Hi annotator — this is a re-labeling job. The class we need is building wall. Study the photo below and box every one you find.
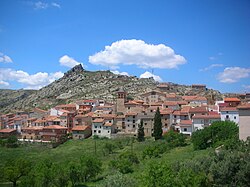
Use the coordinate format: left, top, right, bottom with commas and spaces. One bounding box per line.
221, 111, 239, 124
72, 128, 91, 140
239, 109, 250, 141
179, 126, 192, 135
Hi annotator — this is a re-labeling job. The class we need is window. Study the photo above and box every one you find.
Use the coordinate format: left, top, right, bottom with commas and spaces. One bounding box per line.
234, 116, 236, 119
133, 120, 135, 123
133, 116, 135, 118
95, 126, 97, 128
128, 107, 130, 109
226, 115, 229, 119
184, 128, 187, 132
133, 125, 135, 128
94, 130, 96, 133
98, 130, 101, 133
127, 119, 130, 122
128, 124, 130, 127
144, 123, 147, 126
108, 131, 110, 133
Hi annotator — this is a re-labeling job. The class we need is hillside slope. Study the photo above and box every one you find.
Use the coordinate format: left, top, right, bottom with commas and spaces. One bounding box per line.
0, 64, 223, 113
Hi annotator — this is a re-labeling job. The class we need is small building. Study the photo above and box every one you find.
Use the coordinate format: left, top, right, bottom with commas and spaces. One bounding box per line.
179, 120, 192, 136
0, 129, 17, 138
42, 125, 67, 142
220, 107, 239, 124
21, 126, 43, 140
72, 125, 91, 140
192, 114, 221, 131
140, 91, 166, 104
237, 104, 250, 141
224, 98, 241, 107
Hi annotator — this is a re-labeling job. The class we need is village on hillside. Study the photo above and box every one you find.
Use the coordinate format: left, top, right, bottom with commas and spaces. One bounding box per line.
1, 84, 250, 146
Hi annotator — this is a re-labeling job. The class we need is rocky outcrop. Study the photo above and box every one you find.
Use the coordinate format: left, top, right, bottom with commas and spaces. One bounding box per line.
0, 65, 224, 113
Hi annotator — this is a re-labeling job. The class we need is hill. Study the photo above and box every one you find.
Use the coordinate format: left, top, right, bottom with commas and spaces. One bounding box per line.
0, 64, 223, 113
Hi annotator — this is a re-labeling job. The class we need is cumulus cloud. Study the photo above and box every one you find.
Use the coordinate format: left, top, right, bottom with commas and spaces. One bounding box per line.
140, 71, 162, 82
218, 67, 250, 83
0, 52, 13, 63
89, 39, 186, 70
111, 70, 129, 76
59, 55, 81, 68
0, 68, 64, 89
199, 64, 224, 72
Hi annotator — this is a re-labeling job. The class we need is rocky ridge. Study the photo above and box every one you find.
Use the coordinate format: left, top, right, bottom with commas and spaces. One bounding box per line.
0, 64, 223, 113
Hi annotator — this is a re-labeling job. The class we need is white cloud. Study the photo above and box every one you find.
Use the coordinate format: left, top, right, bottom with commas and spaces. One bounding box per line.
111, 70, 129, 76
51, 2, 61, 8
140, 71, 162, 82
89, 39, 186, 70
34, 1, 48, 9
200, 64, 224, 72
59, 55, 81, 68
218, 67, 250, 83
0, 52, 13, 63
0, 80, 10, 88
0, 68, 64, 90
209, 52, 223, 61
33, 1, 61, 9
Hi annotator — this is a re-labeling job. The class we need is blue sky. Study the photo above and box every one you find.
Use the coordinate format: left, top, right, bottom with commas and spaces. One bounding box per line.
0, 0, 249, 93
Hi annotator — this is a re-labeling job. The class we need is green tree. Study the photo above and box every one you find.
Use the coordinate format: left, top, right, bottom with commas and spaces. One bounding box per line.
6, 135, 19, 148
163, 130, 186, 148
98, 171, 137, 187
80, 154, 102, 183
3, 159, 32, 187
153, 107, 163, 140
191, 121, 239, 150
137, 120, 145, 142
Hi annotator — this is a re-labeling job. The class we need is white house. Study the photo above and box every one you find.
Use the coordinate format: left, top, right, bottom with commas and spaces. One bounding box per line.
220, 107, 239, 124
179, 120, 192, 136
192, 114, 221, 131
92, 118, 115, 138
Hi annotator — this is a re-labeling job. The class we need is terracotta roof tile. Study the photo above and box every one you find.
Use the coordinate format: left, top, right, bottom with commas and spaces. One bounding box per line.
224, 98, 240, 102
72, 125, 90, 131
0, 129, 16, 133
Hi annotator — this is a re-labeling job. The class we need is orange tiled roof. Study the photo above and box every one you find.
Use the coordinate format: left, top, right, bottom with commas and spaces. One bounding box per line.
224, 98, 240, 102
125, 112, 138, 116
180, 120, 192, 126
104, 122, 113, 127
160, 109, 173, 115
116, 115, 125, 119
237, 104, 250, 109
220, 107, 237, 112
92, 118, 104, 123
192, 114, 220, 119
189, 106, 207, 113
163, 101, 178, 106
72, 125, 90, 131
43, 125, 67, 129
0, 129, 16, 133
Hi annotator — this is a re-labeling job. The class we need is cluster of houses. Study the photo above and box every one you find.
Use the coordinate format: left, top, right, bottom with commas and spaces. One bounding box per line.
0, 88, 250, 143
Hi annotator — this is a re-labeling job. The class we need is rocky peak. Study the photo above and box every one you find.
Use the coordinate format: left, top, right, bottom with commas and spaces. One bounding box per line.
64, 64, 84, 76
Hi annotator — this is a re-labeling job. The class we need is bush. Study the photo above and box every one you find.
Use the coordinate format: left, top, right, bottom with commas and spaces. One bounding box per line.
191, 121, 238, 150
6, 136, 19, 148
163, 130, 186, 148
109, 152, 139, 174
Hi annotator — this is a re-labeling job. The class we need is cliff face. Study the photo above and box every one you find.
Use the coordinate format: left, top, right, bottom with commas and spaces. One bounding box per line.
0, 64, 224, 113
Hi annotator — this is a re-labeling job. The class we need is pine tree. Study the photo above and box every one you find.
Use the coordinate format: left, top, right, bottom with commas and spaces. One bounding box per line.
137, 119, 145, 142
153, 107, 163, 140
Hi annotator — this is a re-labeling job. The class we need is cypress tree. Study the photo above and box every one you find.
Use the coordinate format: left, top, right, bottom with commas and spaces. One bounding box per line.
153, 107, 163, 140
137, 119, 145, 142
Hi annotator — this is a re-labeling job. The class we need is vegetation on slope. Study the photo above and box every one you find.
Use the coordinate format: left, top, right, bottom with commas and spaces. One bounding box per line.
0, 121, 249, 187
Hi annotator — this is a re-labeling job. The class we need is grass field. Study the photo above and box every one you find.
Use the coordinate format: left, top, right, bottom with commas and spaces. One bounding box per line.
0, 137, 212, 186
